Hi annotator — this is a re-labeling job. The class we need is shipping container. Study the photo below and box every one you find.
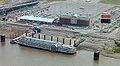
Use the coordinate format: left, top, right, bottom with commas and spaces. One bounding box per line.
101, 19, 111, 23
101, 15, 111, 18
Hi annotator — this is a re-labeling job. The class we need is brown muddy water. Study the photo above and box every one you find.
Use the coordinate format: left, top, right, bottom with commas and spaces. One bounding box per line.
0, 38, 120, 66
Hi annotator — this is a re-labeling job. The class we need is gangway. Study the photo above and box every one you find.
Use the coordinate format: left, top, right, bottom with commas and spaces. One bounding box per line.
10, 32, 34, 44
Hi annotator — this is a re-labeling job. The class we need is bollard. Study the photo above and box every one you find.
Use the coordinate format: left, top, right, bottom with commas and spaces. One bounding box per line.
10, 34, 11, 39
0, 35, 5, 42
51, 36, 53, 41
32, 33, 34, 38
38, 34, 40, 39
94, 50, 100, 60
25, 30, 28, 36
26, 32, 27, 36
44, 35, 46, 40
63, 38, 65, 44
15, 33, 17, 38
57, 37, 59, 42
69, 39, 71, 45
74, 40, 76, 47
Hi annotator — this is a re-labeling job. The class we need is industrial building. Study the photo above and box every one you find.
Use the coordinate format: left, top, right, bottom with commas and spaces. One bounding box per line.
17, 15, 92, 27
57, 15, 91, 27
18, 15, 57, 25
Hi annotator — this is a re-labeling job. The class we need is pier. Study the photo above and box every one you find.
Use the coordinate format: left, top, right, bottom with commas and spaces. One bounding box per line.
10, 32, 82, 47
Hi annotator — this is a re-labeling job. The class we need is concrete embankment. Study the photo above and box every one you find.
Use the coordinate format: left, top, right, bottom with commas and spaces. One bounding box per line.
7, 22, 33, 27
101, 52, 120, 59
0, 23, 27, 38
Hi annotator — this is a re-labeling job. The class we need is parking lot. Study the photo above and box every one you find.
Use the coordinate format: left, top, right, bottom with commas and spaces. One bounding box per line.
7, 0, 114, 18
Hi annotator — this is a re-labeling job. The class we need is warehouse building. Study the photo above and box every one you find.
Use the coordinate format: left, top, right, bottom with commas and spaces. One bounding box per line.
57, 15, 91, 27
18, 15, 57, 25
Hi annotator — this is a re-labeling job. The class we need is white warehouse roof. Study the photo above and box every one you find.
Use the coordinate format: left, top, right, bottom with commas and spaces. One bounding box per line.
20, 15, 55, 23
